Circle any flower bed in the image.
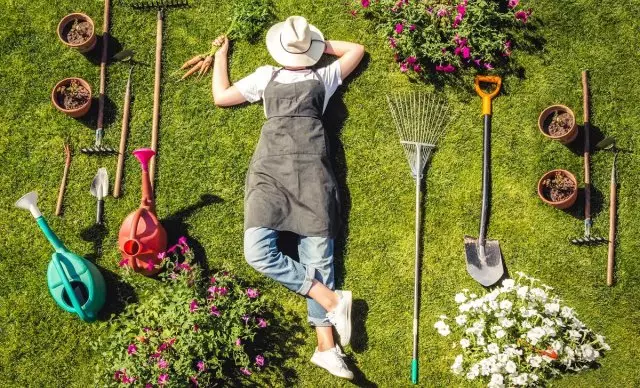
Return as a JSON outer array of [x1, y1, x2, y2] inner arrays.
[[434, 273, 610, 387], [93, 239, 270, 386], [352, 0, 533, 75]]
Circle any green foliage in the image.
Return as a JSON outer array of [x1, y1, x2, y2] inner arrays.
[[92, 244, 269, 386], [226, 0, 275, 41], [354, 0, 533, 75]]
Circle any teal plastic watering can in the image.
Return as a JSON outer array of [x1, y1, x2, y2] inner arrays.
[[16, 192, 106, 322]]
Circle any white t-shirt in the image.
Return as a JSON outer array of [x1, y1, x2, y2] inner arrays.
[[234, 62, 342, 114]]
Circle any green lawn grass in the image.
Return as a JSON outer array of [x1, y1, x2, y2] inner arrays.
[[1, 0, 639, 386]]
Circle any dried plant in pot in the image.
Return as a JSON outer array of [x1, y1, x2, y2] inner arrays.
[[538, 105, 578, 144], [537, 169, 578, 209], [51, 78, 92, 118], [57, 13, 97, 53]]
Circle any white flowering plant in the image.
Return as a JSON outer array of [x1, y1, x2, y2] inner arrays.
[[434, 272, 610, 387]]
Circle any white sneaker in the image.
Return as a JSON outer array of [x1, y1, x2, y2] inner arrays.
[[326, 290, 352, 346], [310, 345, 354, 380]]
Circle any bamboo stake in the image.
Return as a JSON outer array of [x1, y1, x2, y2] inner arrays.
[[149, 9, 163, 188], [114, 65, 134, 198], [55, 143, 72, 216]]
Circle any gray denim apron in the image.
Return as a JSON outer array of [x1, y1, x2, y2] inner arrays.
[[244, 69, 338, 238]]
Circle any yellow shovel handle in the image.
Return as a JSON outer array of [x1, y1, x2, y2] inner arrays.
[[475, 75, 502, 115]]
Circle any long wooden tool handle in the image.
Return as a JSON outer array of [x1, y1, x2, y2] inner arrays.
[[607, 160, 617, 286], [149, 9, 163, 188], [55, 146, 71, 216], [114, 69, 133, 198], [582, 71, 592, 225], [97, 0, 111, 132]]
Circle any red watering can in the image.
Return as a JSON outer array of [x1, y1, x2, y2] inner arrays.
[[118, 148, 167, 276]]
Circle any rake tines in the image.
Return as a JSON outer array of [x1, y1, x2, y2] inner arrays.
[[130, 0, 188, 9], [81, 145, 118, 155], [570, 235, 607, 245]]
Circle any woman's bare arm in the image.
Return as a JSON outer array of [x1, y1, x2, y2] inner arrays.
[[323, 40, 365, 81], [212, 36, 247, 107]]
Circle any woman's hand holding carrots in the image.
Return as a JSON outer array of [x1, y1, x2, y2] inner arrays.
[[177, 36, 227, 81]]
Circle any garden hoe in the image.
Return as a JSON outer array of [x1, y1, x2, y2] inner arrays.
[[596, 137, 621, 286], [464, 75, 504, 287], [131, 0, 189, 186], [387, 92, 453, 385], [15, 191, 106, 322], [571, 70, 606, 245], [55, 142, 72, 216], [81, 0, 117, 155]]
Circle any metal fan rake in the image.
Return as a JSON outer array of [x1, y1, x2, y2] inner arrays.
[[387, 91, 453, 385]]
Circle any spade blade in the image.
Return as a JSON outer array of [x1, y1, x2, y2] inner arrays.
[[464, 236, 504, 287]]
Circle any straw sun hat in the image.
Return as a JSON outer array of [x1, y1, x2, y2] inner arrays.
[[266, 16, 325, 67]]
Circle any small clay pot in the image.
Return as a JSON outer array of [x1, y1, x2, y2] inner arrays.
[[51, 77, 92, 118], [57, 13, 97, 53], [537, 169, 578, 210], [538, 105, 578, 144]]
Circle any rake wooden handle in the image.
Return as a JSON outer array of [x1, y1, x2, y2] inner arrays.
[[97, 0, 111, 132], [582, 70, 591, 223], [114, 68, 133, 198], [607, 160, 617, 286], [149, 9, 163, 188], [56, 144, 71, 216]]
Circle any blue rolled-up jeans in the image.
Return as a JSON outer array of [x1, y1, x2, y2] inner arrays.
[[244, 227, 334, 327]]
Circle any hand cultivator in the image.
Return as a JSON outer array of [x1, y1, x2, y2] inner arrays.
[[571, 71, 606, 245], [387, 91, 453, 385], [131, 0, 189, 186]]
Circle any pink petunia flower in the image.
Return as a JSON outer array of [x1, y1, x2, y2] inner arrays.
[[503, 40, 512, 56], [197, 360, 206, 372], [158, 374, 169, 385], [167, 245, 178, 254], [413, 64, 422, 72], [395, 23, 404, 34], [435, 64, 456, 73], [350, 9, 357, 17], [193, 324, 199, 332], [399, 62, 409, 73], [515, 9, 531, 23], [246, 288, 259, 299], [210, 276, 216, 283], [255, 355, 265, 367], [474, 58, 482, 67], [158, 358, 168, 369], [508, 0, 519, 8], [361, 0, 370, 7], [484, 62, 495, 70], [127, 344, 137, 355], [118, 258, 129, 268], [457, 4, 466, 17], [242, 314, 250, 324], [210, 305, 221, 316], [178, 236, 188, 246], [436, 8, 448, 17], [406, 56, 417, 64], [190, 376, 198, 386], [218, 286, 228, 296], [157, 251, 166, 260], [257, 317, 268, 328], [122, 375, 136, 384], [389, 37, 397, 48], [461, 46, 471, 59], [189, 299, 199, 312], [114, 369, 125, 381], [145, 384, 153, 388], [453, 13, 463, 28], [409, 24, 416, 32], [235, 338, 242, 346], [240, 367, 252, 376], [150, 352, 162, 358]]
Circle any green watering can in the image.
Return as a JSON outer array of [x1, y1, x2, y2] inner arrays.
[[15, 191, 106, 322]]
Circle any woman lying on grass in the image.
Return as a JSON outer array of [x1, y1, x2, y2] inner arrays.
[[212, 16, 365, 380]]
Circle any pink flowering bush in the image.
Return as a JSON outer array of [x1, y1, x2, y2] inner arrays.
[[93, 239, 271, 386], [353, 0, 534, 75]]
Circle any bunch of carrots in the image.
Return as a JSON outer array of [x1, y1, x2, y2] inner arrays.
[[178, 38, 222, 81]]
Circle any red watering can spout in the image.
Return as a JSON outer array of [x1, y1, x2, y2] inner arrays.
[[132, 148, 155, 210], [133, 148, 155, 172], [123, 239, 141, 256]]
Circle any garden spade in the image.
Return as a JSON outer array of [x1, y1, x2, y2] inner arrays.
[[90, 168, 109, 225], [464, 76, 504, 287]]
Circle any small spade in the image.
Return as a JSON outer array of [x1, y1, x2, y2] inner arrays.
[[90, 168, 109, 225]]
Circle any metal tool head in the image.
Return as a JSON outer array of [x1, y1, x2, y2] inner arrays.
[[571, 236, 607, 245], [81, 145, 118, 155], [91, 168, 109, 199], [130, 0, 188, 9], [464, 236, 504, 287]]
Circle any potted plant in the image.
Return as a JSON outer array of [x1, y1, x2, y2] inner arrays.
[[537, 169, 578, 209], [538, 105, 578, 144], [57, 13, 97, 53], [51, 77, 92, 118]]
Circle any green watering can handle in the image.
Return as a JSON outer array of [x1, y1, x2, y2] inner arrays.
[[51, 253, 92, 322], [36, 217, 65, 252], [411, 359, 418, 384]]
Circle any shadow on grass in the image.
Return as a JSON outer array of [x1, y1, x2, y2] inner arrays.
[[162, 193, 224, 274], [95, 264, 138, 320]]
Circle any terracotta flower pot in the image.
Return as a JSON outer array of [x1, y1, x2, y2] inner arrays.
[[51, 77, 92, 118], [57, 13, 97, 53], [538, 105, 578, 144], [537, 169, 578, 210]]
